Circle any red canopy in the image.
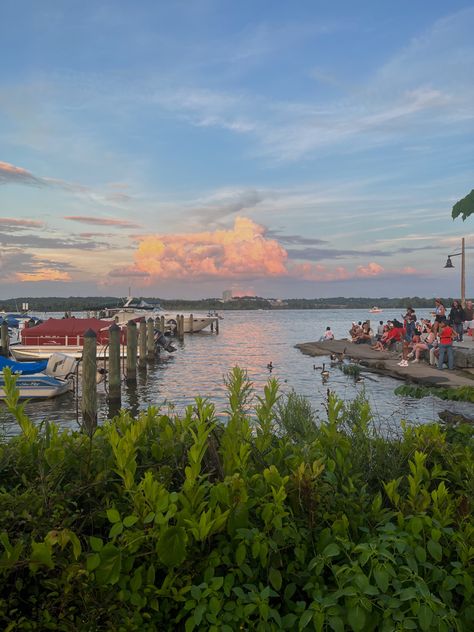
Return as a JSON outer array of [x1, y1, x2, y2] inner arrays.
[[21, 318, 125, 346]]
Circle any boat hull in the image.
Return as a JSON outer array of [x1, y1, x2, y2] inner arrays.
[[11, 345, 115, 361], [0, 374, 73, 399]]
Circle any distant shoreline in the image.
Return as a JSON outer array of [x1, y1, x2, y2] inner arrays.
[[0, 296, 462, 313]]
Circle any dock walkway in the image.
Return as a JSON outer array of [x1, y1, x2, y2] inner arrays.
[[296, 339, 474, 388]]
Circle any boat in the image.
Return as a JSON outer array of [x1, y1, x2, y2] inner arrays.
[[97, 297, 218, 333], [0, 374, 73, 399], [10, 317, 176, 361], [368, 307, 383, 313], [0, 352, 78, 400]]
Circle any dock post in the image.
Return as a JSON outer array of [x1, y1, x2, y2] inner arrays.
[[139, 320, 147, 370], [211, 321, 214, 333], [108, 323, 121, 402], [160, 315, 166, 334], [215, 317, 219, 334], [147, 318, 155, 360], [126, 320, 137, 383], [189, 314, 194, 333], [179, 314, 185, 339], [82, 328, 97, 435], [1, 320, 9, 357]]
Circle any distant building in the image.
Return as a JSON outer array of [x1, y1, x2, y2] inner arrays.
[[222, 289, 233, 302]]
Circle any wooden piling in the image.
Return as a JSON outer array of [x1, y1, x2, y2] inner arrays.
[[179, 314, 185, 339], [126, 320, 138, 383], [147, 318, 155, 360], [82, 328, 97, 434], [215, 317, 219, 334], [139, 320, 147, 369], [1, 321, 9, 357], [189, 313, 194, 333], [160, 315, 166, 334], [108, 323, 121, 402]]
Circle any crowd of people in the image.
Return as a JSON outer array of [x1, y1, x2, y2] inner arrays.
[[347, 299, 473, 370]]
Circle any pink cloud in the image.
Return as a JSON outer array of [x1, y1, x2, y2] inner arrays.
[[64, 216, 141, 228], [134, 217, 288, 279], [0, 217, 45, 228], [16, 268, 71, 282]]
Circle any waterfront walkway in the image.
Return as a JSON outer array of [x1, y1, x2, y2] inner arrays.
[[296, 339, 474, 388]]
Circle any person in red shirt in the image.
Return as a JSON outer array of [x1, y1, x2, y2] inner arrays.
[[438, 319, 457, 370]]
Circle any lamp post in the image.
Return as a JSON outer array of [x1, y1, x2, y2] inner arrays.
[[444, 237, 465, 307]]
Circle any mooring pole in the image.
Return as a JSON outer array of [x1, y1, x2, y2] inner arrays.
[[82, 328, 97, 434], [1, 320, 9, 357], [215, 317, 219, 334], [126, 320, 137, 383], [189, 313, 194, 333], [160, 315, 166, 334], [108, 323, 121, 402], [138, 320, 147, 370], [147, 318, 155, 360]]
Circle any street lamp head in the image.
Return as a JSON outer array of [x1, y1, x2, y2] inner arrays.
[[444, 256, 454, 269]]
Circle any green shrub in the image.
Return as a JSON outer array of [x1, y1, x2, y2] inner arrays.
[[0, 368, 472, 630]]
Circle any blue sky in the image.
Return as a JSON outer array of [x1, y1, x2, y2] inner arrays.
[[1, 0, 473, 299]]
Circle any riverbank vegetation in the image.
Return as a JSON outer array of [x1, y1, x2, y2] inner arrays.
[[0, 369, 473, 630], [0, 296, 457, 313], [395, 385, 474, 403]]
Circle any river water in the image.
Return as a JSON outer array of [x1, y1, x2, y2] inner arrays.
[[1, 309, 472, 436]]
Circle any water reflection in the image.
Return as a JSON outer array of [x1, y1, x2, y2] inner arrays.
[[1, 309, 471, 435]]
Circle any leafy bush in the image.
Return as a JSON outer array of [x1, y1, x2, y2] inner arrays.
[[0, 368, 473, 631]]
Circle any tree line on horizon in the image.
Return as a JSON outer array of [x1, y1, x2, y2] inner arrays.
[[0, 295, 462, 313]]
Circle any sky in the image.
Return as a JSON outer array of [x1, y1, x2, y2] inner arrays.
[[1, 0, 473, 300]]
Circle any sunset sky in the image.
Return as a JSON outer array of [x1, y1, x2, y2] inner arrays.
[[1, 1, 473, 299]]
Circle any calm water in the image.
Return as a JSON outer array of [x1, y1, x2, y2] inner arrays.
[[1, 309, 472, 436]]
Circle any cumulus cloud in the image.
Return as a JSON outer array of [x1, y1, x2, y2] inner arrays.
[[64, 215, 141, 228], [134, 217, 288, 279], [16, 268, 72, 282]]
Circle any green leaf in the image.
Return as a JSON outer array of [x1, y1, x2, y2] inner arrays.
[[328, 616, 344, 632], [323, 543, 340, 558], [235, 543, 246, 566], [156, 526, 188, 567], [107, 508, 121, 524], [427, 539, 442, 562], [123, 515, 139, 528], [452, 189, 474, 221], [269, 567, 282, 591], [95, 543, 122, 585], [86, 553, 100, 571], [90, 536, 103, 552], [347, 605, 366, 632], [374, 566, 390, 593], [419, 604, 433, 631], [109, 522, 124, 538], [415, 546, 427, 563], [299, 610, 313, 630], [29, 542, 54, 571]]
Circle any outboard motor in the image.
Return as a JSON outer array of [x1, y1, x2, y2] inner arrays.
[[154, 331, 177, 353]]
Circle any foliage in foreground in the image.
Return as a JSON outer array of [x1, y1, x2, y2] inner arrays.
[[0, 368, 473, 631], [395, 384, 474, 403]]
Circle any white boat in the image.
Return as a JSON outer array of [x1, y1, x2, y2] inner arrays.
[[0, 352, 77, 400], [368, 307, 383, 313], [98, 297, 218, 333], [0, 374, 73, 399], [11, 344, 113, 361]]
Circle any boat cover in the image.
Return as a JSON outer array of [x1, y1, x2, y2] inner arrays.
[[0, 356, 48, 374], [20, 318, 124, 346]]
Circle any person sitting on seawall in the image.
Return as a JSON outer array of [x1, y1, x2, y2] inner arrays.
[[410, 322, 436, 363], [438, 318, 457, 370], [463, 299, 473, 337], [372, 320, 402, 351], [350, 322, 362, 341], [319, 326, 334, 341], [353, 321, 372, 344], [432, 298, 446, 335], [448, 299, 465, 342]]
